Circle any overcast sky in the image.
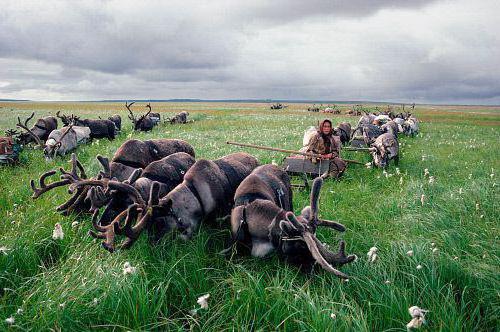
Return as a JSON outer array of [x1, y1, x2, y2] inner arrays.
[[1, 0, 499, 104]]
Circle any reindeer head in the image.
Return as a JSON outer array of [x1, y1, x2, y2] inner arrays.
[[56, 111, 72, 126], [278, 177, 355, 279], [89, 181, 164, 252], [43, 124, 74, 160]]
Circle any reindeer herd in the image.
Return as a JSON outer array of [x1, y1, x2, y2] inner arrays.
[[0, 102, 421, 280], [0, 103, 191, 163]]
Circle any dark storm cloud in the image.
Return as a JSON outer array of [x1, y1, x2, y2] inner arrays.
[[247, 0, 436, 22], [0, 0, 499, 104]]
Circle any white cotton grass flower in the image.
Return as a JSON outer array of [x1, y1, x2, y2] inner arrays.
[[490, 173, 495, 178], [0, 246, 10, 255], [396, 168, 401, 175], [406, 306, 428, 330], [52, 223, 64, 240], [330, 313, 337, 319], [428, 176, 435, 185], [16, 308, 23, 315], [197, 294, 210, 309], [5, 316, 15, 325], [475, 203, 480, 211], [71, 221, 79, 228], [458, 188, 463, 195], [416, 264, 423, 270], [385, 280, 391, 284], [430, 242, 436, 248], [420, 194, 425, 206], [424, 169, 429, 177], [365, 162, 372, 169], [407, 250, 414, 257], [432, 248, 438, 254], [367, 247, 378, 263], [122, 262, 137, 275]]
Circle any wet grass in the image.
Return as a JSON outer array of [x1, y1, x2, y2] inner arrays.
[[0, 102, 499, 331]]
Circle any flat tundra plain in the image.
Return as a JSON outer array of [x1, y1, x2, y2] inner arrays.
[[0, 102, 499, 331]]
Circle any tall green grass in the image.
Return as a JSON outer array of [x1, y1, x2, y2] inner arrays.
[[0, 103, 499, 331]]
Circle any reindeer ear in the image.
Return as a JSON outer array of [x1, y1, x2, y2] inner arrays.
[[286, 212, 305, 232], [126, 168, 142, 185]]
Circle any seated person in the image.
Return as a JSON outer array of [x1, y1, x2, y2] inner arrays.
[[307, 119, 346, 177]]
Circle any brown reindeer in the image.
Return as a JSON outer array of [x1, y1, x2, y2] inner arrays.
[[30, 139, 195, 216], [126, 102, 156, 131], [89, 152, 259, 251], [229, 166, 355, 279], [16, 112, 58, 145]]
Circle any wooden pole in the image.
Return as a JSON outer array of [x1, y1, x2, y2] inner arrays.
[[226, 141, 366, 165], [342, 146, 376, 152]]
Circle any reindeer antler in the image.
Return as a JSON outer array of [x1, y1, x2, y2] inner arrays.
[[5, 129, 19, 137], [284, 212, 353, 279], [90, 182, 161, 252], [16, 114, 44, 147], [126, 102, 136, 123], [307, 177, 346, 232], [30, 153, 86, 199]]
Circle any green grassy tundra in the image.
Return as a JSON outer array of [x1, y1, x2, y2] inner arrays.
[[0, 102, 499, 331]]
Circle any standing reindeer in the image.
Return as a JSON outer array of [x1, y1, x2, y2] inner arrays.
[[370, 132, 399, 168], [57, 111, 116, 140], [229, 166, 355, 278]]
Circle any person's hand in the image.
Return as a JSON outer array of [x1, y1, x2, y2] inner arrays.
[[322, 153, 333, 159]]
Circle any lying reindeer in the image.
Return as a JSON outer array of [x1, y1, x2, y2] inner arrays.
[[43, 124, 91, 159], [108, 114, 122, 132], [146, 104, 161, 125], [74, 152, 196, 234], [30, 139, 195, 215], [229, 165, 355, 279], [17, 116, 90, 159], [126, 102, 157, 131], [16, 112, 58, 145], [167, 111, 190, 124], [89, 152, 259, 251], [57, 111, 116, 140]]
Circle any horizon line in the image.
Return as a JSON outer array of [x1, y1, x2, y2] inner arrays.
[[0, 98, 499, 107]]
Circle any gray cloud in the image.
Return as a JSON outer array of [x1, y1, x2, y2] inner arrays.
[[0, 0, 499, 104]]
